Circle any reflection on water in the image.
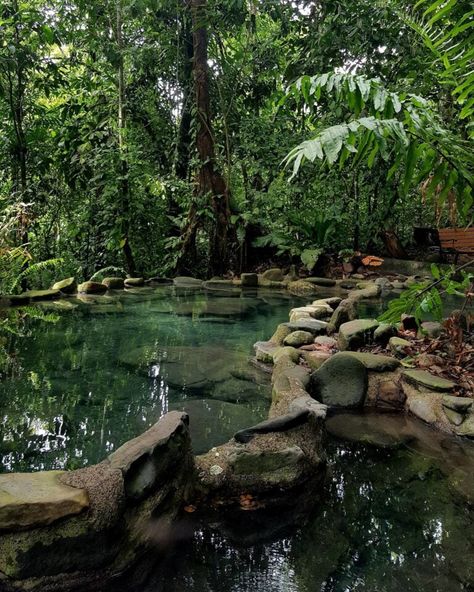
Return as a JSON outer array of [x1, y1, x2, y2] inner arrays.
[[0, 286, 305, 472], [110, 417, 474, 592]]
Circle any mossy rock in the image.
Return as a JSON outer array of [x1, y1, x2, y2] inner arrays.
[[173, 276, 203, 288], [102, 277, 125, 289], [283, 330, 314, 347], [403, 369, 455, 392], [287, 280, 319, 296], [78, 281, 108, 295], [51, 277, 77, 294], [310, 352, 368, 408], [304, 277, 337, 287], [124, 277, 144, 287], [342, 351, 400, 372], [261, 268, 284, 281], [337, 319, 379, 351]]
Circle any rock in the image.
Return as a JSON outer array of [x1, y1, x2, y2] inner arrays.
[[339, 279, 357, 289], [145, 276, 173, 285], [401, 314, 418, 331], [451, 309, 472, 332], [442, 395, 473, 413], [124, 277, 144, 287], [456, 415, 474, 438], [289, 396, 327, 418], [287, 280, 319, 296], [374, 277, 391, 288], [270, 323, 292, 345], [391, 280, 405, 289], [109, 411, 189, 500], [302, 351, 333, 370], [408, 396, 438, 424], [304, 277, 337, 287], [241, 273, 258, 287], [342, 351, 400, 372], [0, 471, 89, 531], [102, 277, 125, 289], [289, 305, 332, 323], [443, 407, 464, 426], [376, 380, 406, 408], [228, 446, 305, 483], [402, 369, 455, 392], [312, 297, 342, 310], [23, 289, 61, 301], [173, 276, 203, 287], [327, 299, 357, 334], [283, 330, 314, 347], [418, 321, 442, 339], [51, 277, 77, 294], [272, 346, 301, 365], [283, 320, 328, 336], [314, 336, 337, 348], [233, 410, 311, 443], [310, 352, 368, 408], [337, 319, 379, 351], [416, 353, 444, 367], [78, 281, 108, 295], [284, 265, 298, 282], [348, 284, 381, 300], [261, 268, 284, 282], [389, 336, 412, 356], [374, 323, 397, 345], [254, 341, 278, 364]]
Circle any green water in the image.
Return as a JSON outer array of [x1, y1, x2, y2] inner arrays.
[[110, 413, 474, 592], [0, 286, 305, 472]]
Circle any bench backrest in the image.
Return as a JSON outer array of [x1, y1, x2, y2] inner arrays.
[[438, 227, 474, 252]]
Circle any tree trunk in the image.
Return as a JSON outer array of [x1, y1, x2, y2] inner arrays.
[[116, 0, 136, 275], [179, 0, 232, 277]]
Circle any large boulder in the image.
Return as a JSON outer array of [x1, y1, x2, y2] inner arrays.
[[0, 471, 89, 531], [337, 319, 379, 351], [310, 352, 368, 408], [78, 281, 108, 295], [51, 277, 77, 294]]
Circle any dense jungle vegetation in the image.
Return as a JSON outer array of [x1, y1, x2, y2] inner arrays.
[[0, 0, 472, 288]]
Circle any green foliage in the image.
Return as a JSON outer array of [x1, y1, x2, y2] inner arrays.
[[284, 72, 473, 220], [379, 264, 473, 323]]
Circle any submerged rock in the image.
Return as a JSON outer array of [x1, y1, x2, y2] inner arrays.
[[173, 276, 203, 288], [310, 352, 368, 408], [51, 277, 77, 294], [326, 413, 415, 448]]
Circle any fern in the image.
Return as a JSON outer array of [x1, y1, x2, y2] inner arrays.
[[9, 258, 64, 293]]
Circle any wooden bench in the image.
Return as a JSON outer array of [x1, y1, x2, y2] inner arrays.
[[438, 227, 474, 263]]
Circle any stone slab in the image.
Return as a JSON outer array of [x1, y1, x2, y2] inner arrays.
[[0, 471, 89, 531], [403, 369, 455, 392]]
